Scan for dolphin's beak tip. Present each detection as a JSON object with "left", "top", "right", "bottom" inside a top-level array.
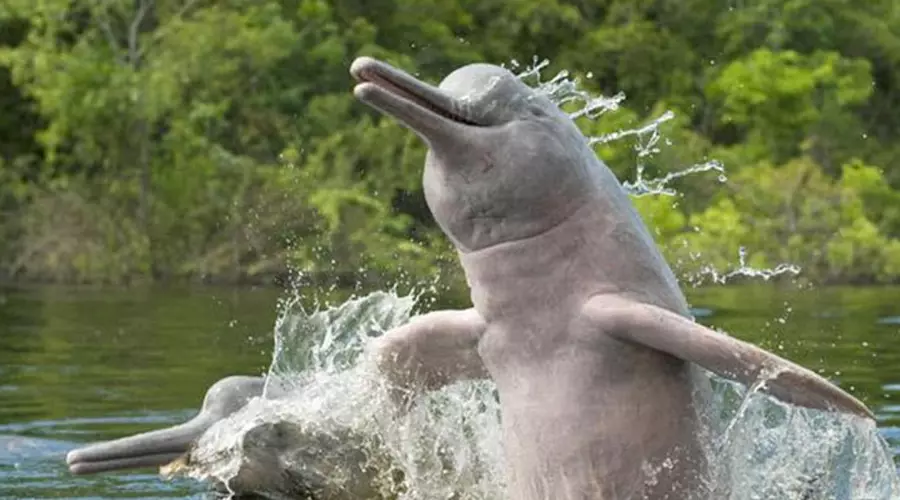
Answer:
[
  {"left": 353, "top": 82, "right": 378, "bottom": 101},
  {"left": 350, "top": 56, "right": 374, "bottom": 79}
]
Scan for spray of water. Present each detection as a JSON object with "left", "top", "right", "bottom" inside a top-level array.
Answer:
[
  {"left": 165, "top": 59, "right": 900, "bottom": 499},
  {"left": 705, "top": 373, "right": 898, "bottom": 499},
  {"left": 514, "top": 56, "right": 728, "bottom": 198},
  {"left": 171, "top": 291, "right": 899, "bottom": 499},
  {"left": 169, "top": 292, "right": 506, "bottom": 499},
  {"left": 688, "top": 247, "right": 802, "bottom": 286}
]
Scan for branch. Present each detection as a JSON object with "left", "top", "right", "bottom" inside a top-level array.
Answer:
[
  {"left": 127, "top": 0, "right": 154, "bottom": 64},
  {"left": 94, "top": 14, "right": 125, "bottom": 63}
]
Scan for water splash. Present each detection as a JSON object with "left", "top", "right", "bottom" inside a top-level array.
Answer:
[
  {"left": 690, "top": 247, "right": 802, "bottom": 286},
  {"left": 515, "top": 56, "right": 727, "bottom": 198},
  {"left": 704, "top": 372, "right": 898, "bottom": 499},
  {"left": 172, "top": 291, "right": 899, "bottom": 499},
  {"left": 169, "top": 292, "right": 505, "bottom": 500},
  {"left": 514, "top": 57, "right": 626, "bottom": 122}
]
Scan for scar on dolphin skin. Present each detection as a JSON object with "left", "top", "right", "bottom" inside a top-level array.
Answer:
[{"left": 351, "top": 56, "right": 874, "bottom": 499}]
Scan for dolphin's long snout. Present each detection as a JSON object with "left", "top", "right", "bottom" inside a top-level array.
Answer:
[
  {"left": 66, "top": 414, "right": 213, "bottom": 475},
  {"left": 350, "top": 56, "right": 477, "bottom": 144},
  {"left": 66, "top": 375, "right": 269, "bottom": 476}
]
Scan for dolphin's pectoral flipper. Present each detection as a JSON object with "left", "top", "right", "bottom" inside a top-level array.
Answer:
[
  {"left": 583, "top": 297, "right": 875, "bottom": 420},
  {"left": 367, "top": 308, "right": 488, "bottom": 404}
]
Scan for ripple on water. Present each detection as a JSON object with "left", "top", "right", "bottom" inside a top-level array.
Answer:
[
  {"left": 876, "top": 316, "right": 900, "bottom": 325},
  {"left": 690, "top": 307, "right": 715, "bottom": 318},
  {"left": 1, "top": 409, "right": 202, "bottom": 498},
  {"left": 0, "top": 424, "right": 203, "bottom": 499}
]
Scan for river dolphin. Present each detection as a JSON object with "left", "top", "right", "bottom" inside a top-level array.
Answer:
[
  {"left": 65, "top": 375, "right": 394, "bottom": 499},
  {"left": 65, "top": 376, "right": 268, "bottom": 475},
  {"left": 350, "top": 56, "right": 874, "bottom": 499}
]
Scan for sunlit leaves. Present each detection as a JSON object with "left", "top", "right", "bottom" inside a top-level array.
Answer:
[
  {"left": 571, "top": 20, "right": 698, "bottom": 113},
  {"left": 663, "top": 157, "right": 900, "bottom": 283},
  {"left": 707, "top": 49, "right": 873, "bottom": 162}
]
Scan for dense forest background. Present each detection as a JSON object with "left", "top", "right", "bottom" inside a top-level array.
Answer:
[{"left": 1, "top": 0, "right": 899, "bottom": 295}]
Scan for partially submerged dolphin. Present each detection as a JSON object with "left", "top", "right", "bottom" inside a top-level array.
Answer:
[
  {"left": 162, "top": 416, "right": 397, "bottom": 500},
  {"left": 65, "top": 375, "right": 395, "bottom": 499},
  {"left": 66, "top": 376, "right": 268, "bottom": 475},
  {"left": 350, "top": 56, "right": 874, "bottom": 499}
]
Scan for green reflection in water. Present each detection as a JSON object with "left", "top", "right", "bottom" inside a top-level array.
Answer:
[{"left": 0, "top": 284, "right": 897, "bottom": 498}]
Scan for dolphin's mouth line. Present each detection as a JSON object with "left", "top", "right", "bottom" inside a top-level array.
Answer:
[
  {"left": 354, "top": 68, "right": 484, "bottom": 127},
  {"left": 67, "top": 443, "right": 185, "bottom": 464},
  {"left": 67, "top": 450, "right": 185, "bottom": 474},
  {"left": 65, "top": 418, "right": 208, "bottom": 475}
]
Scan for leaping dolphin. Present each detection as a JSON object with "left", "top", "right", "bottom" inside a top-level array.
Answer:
[{"left": 350, "top": 56, "right": 874, "bottom": 499}]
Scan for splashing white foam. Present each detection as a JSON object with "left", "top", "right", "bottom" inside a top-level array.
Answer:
[
  {"left": 173, "top": 292, "right": 506, "bottom": 499},
  {"left": 706, "top": 374, "right": 898, "bottom": 499}
]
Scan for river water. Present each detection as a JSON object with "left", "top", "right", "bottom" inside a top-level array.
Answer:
[{"left": 1, "top": 283, "right": 898, "bottom": 499}]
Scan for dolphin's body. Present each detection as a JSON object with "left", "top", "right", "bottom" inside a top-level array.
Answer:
[{"left": 350, "top": 57, "right": 874, "bottom": 499}]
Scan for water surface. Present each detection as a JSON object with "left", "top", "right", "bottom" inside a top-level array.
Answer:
[{"left": 1, "top": 284, "right": 898, "bottom": 499}]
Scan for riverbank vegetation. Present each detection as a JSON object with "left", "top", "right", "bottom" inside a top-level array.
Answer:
[{"left": 1, "top": 0, "right": 899, "bottom": 292}]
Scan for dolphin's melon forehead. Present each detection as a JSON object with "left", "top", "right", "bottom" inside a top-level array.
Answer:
[{"left": 438, "top": 63, "right": 530, "bottom": 103}]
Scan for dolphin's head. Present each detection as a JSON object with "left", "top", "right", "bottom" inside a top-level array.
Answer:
[
  {"left": 66, "top": 375, "right": 267, "bottom": 475},
  {"left": 351, "top": 57, "right": 597, "bottom": 252}
]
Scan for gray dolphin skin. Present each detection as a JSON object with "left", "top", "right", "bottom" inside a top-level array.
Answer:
[
  {"left": 66, "top": 375, "right": 388, "bottom": 499},
  {"left": 162, "top": 418, "right": 397, "bottom": 500},
  {"left": 350, "top": 56, "right": 875, "bottom": 499},
  {"left": 65, "top": 376, "right": 267, "bottom": 476}
]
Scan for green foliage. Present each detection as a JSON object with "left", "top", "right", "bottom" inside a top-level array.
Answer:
[
  {"left": 707, "top": 49, "right": 872, "bottom": 165},
  {"left": 0, "top": 0, "right": 899, "bottom": 290},
  {"left": 642, "top": 158, "right": 900, "bottom": 284}
]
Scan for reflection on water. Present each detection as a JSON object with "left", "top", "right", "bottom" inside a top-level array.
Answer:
[{"left": 0, "top": 284, "right": 898, "bottom": 498}]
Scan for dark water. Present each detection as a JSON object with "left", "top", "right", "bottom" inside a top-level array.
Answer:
[{"left": 0, "top": 284, "right": 898, "bottom": 499}]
